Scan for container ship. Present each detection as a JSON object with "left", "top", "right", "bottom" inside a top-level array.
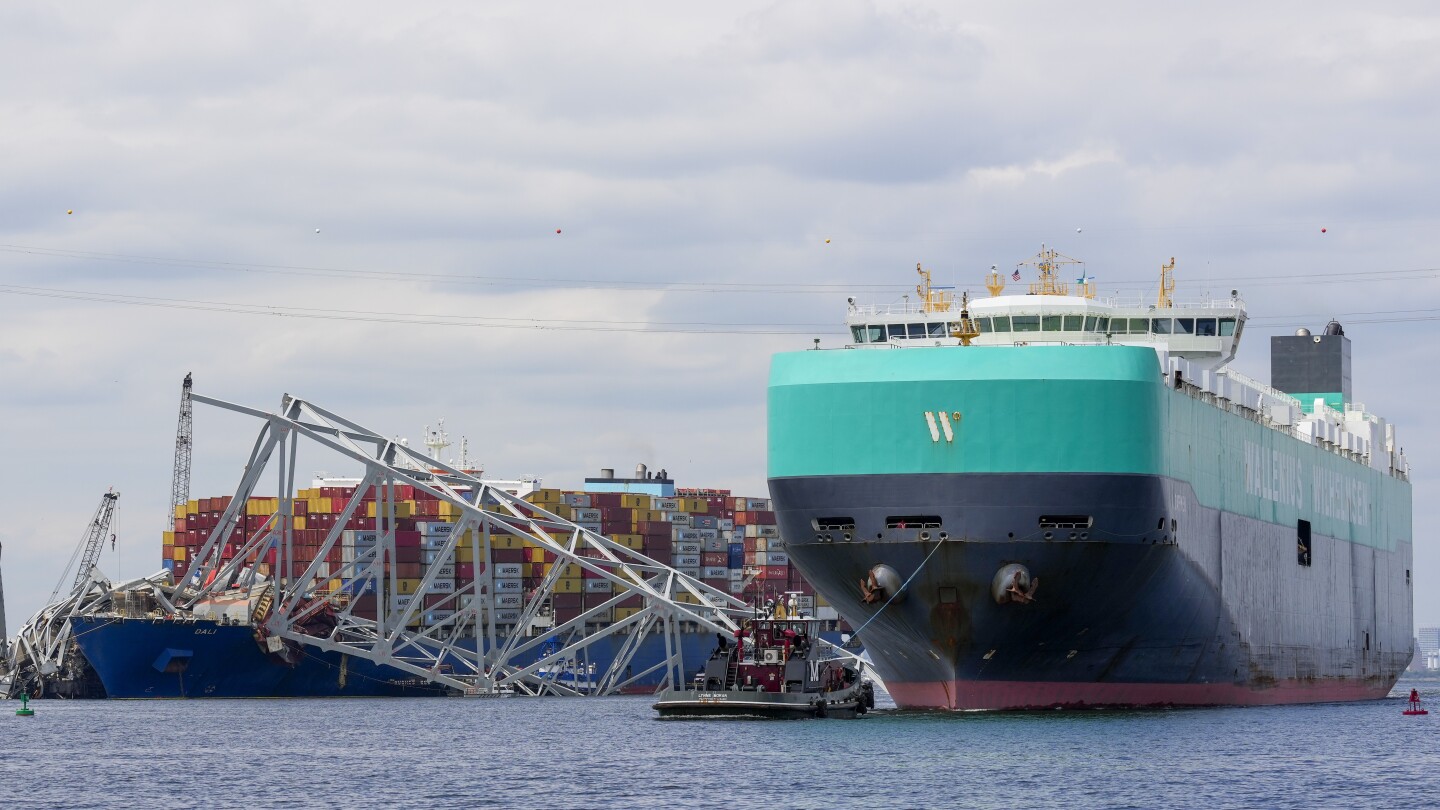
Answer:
[
  {"left": 68, "top": 459, "right": 835, "bottom": 699},
  {"left": 768, "top": 249, "right": 1414, "bottom": 710}
]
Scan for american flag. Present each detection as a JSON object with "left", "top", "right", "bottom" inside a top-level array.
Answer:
[{"left": 1011, "top": 268, "right": 1021, "bottom": 281}]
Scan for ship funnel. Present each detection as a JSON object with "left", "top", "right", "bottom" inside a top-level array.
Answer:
[
  {"left": 636, "top": 463, "right": 648, "bottom": 479},
  {"left": 599, "top": 468, "right": 614, "bottom": 479}
]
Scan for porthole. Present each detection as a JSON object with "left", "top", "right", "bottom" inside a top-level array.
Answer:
[
  {"left": 842, "top": 532, "right": 852, "bottom": 541},
  {"left": 1068, "top": 532, "right": 1077, "bottom": 540},
  {"left": 1079, "top": 532, "right": 1089, "bottom": 540},
  {"left": 1043, "top": 531, "right": 1054, "bottom": 540},
  {"left": 938, "top": 531, "right": 949, "bottom": 541},
  {"left": 919, "top": 530, "right": 931, "bottom": 541}
]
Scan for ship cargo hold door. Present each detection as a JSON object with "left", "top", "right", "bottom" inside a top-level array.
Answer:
[{"left": 1351, "top": 543, "right": 1376, "bottom": 673}]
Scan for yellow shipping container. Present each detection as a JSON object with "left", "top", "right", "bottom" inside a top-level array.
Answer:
[
  {"left": 455, "top": 546, "right": 475, "bottom": 563},
  {"left": 490, "top": 534, "right": 522, "bottom": 550},
  {"left": 614, "top": 607, "right": 640, "bottom": 621},
  {"left": 293, "top": 516, "right": 307, "bottom": 530},
  {"left": 543, "top": 562, "right": 583, "bottom": 580},
  {"left": 549, "top": 504, "right": 573, "bottom": 520},
  {"left": 554, "top": 578, "right": 582, "bottom": 594},
  {"left": 171, "top": 546, "right": 186, "bottom": 561},
  {"left": 619, "top": 494, "right": 649, "bottom": 509},
  {"left": 162, "top": 531, "right": 176, "bottom": 546},
  {"left": 611, "top": 534, "right": 643, "bottom": 550},
  {"left": 367, "top": 501, "right": 416, "bottom": 519},
  {"left": 676, "top": 593, "right": 700, "bottom": 604},
  {"left": 395, "top": 578, "right": 422, "bottom": 595},
  {"left": 187, "top": 499, "right": 201, "bottom": 516},
  {"left": 526, "top": 488, "right": 563, "bottom": 504},
  {"left": 174, "top": 503, "right": 187, "bottom": 520}
]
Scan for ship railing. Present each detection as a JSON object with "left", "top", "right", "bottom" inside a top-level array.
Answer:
[{"left": 848, "top": 296, "right": 1244, "bottom": 317}]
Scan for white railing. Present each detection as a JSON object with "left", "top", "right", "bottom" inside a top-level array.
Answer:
[{"left": 848, "top": 296, "right": 1245, "bottom": 318}]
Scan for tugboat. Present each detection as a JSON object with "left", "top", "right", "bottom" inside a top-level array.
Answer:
[{"left": 653, "top": 617, "right": 874, "bottom": 718}]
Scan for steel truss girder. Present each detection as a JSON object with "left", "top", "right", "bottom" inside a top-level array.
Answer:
[{"left": 177, "top": 391, "right": 757, "bottom": 696}]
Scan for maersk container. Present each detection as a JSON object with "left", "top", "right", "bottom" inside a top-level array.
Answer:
[
  {"left": 494, "top": 563, "right": 523, "bottom": 578},
  {"left": 494, "top": 577, "right": 523, "bottom": 592},
  {"left": 673, "top": 554, "right": 701, "bottom": 568},
  {"left": 701, "top": 565, "right": 729, "bottom": 579},
  {"left": 672, "top": 528, "right": 700, "bottom": 542},
  {"left": 417, "top": 522, "right": 455, "bottom": 536},
  {"left": 672, "top": 541, "right": 701, "bottom": 555},
  {"left": 584, "top": 579, "right": 611, "bottom": 593},
  {"left": 425, "top": 578, "right": 456, "bottom": 594}
]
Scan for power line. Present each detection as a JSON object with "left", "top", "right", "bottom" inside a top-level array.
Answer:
[
  {"left": 4, "top": 241, "right": 1439, "bottom": 295},
  {"left": 0, "top": 282, "right": 845, "bottom": 335}
]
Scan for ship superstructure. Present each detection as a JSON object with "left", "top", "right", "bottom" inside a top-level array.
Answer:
[{"left": 768, "top": 247, "right": 1413, "bottom": 710}]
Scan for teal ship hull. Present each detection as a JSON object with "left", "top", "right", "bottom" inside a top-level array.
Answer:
[{"left": 768, "top": 345, "right": 1413, "bottom": 709}]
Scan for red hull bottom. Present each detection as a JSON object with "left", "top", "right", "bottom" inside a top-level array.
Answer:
[{"left": 887, "top": 678, "right": 1395, "bottom": 710}]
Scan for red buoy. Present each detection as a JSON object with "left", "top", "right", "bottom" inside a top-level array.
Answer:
[{"left": 1404, "top": 689, "right": 1428, "bottom": 715}]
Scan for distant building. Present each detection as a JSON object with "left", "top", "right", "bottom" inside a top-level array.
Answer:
[{"left": 1419, "top": 627, "right": 1440, "bottom": 670}]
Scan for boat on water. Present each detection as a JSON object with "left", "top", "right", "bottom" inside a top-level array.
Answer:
[
  {"left": 767, "top": 249, "right": 1414, "bottom": 710},
  {"left": 653, "top": 617, "right": 873, "bottom": 718}
]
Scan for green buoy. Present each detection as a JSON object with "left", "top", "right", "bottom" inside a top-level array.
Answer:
[{"left": 16, "top": 694, "right": 35, "bottom": 716}]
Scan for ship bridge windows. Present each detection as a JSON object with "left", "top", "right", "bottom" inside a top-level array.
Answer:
[
  {"left": 928, "top": 322, "right": 948, "bottom": 338},
  {"left": 1039, "top": 515, "right": 1094, "bottom": 530},
  {"left": 885, "top": 515, "right": 942, "bottom": 529},
  {"left": 990, "top": 316, "right": 1011, "bottom": 332},
  {"left": 1064, "top": 315, "right": 1084, "bottom": 331},
  {"left": 1173, "top": 318, "right": 1195, "bottom": 334},
  {"left": 1042, "top": 315, "right": 1063, "bottom": 331},
  {"left": 1012, "top": 315, "right": 1040, "bottom": 332},
  {"left": 887, "top": 324, "right": 906, "bottom": 340},
  {"left": 907, "top": 323, "right": 927, "bottom": 339},
  {"left": 812, "top": 517, "right": 856, "bottom": 531},
  {"left": 1152, "top": 318, "right": 1174, "bottom": 334},
  {"left": 1219, "top": 318, "right": 1237, "bottom": 336},
  {"left": 1195, "top": 318, "right": 1218, "bottom": 337}
]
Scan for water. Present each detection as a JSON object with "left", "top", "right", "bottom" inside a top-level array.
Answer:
[{"left": 4, "top": 679, "right": 1436, "bottom": 809}]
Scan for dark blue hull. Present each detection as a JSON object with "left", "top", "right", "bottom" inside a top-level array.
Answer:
[{"left": 69, "top": 616, "right": 724, "bottom": 698}]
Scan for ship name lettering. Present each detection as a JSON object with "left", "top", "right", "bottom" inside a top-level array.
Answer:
[{"left": 194, "top": 628, "right": 218, "bottom": 635}]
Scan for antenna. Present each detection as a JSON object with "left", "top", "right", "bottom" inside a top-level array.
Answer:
[
  {"left": 424, "top": 419, "right": 451, "bottom": 463},
  {"left": 984, "top": 264, "right": 1005, "bottom": 297},
  {"left": 1158, "top": 257, "right": 1176, "bottom": 308}
]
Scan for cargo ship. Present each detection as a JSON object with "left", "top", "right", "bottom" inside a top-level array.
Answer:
[
  {"left": 65, "top": 456, "right": 836, "bottom": 699},
  {"left": 768, "top": 249, "right": 1414, "bottom": 710}
]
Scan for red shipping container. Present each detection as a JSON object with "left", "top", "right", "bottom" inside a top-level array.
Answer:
[
  {"left": 457, "top": 562, "right": 475, "bottom": 579},
  {"left": 760, "top": 565, "right": 787, "bottom": 580},
  {"left": 600, "top": 507, "right": 633, "bottom": 521},
  {"left": 394, "top": 562, "right": 422, "bottom": 579},
  {"left": 552, "top": 593, "right": 582, "bottom": 608},
  {"left": 394, "top": 530, "right": 421, "bottom": 548},
  {"left": 590, "top": 493, "right": 624, "bottom": 507},
  {"left": 491, "top": 548, "right": 525, "bottom": 563},
  {"left": 395, "top": 547, "right": 421, "bottom": 564},
  {"left": 616, "top": 595, "right": 643, "bottom": 608},
  {"left": 700, "top": 552, "right": 727, "bottom": 567}
]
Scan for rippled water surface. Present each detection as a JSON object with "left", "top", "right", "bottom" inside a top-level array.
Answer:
[{"left": 4, "top": 679, "right": 1436, "bottom": 809}]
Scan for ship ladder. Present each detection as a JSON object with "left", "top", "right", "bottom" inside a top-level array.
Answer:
[{"left": 724, "top": 653, "right": 740, "bottom": 690}]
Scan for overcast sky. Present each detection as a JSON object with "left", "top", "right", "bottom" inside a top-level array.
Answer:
[{"left": 3, "top": 2, "right": 1438, "bottom": 635}]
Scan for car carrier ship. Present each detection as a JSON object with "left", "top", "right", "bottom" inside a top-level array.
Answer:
[{"left": 767, "top": 247, "right": 1414, "bottom": 710}]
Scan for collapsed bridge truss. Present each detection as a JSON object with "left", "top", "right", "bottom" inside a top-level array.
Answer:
[{"left": 175, "top": 392, "right": 756, "bottom": 696}]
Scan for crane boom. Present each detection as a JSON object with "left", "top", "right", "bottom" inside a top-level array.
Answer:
[
  {"left": 49, "top": 490, "right": 121, "bottom": 604},
  {"left": 168, "top": 372, "right": 194, "bottom": 527}
]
